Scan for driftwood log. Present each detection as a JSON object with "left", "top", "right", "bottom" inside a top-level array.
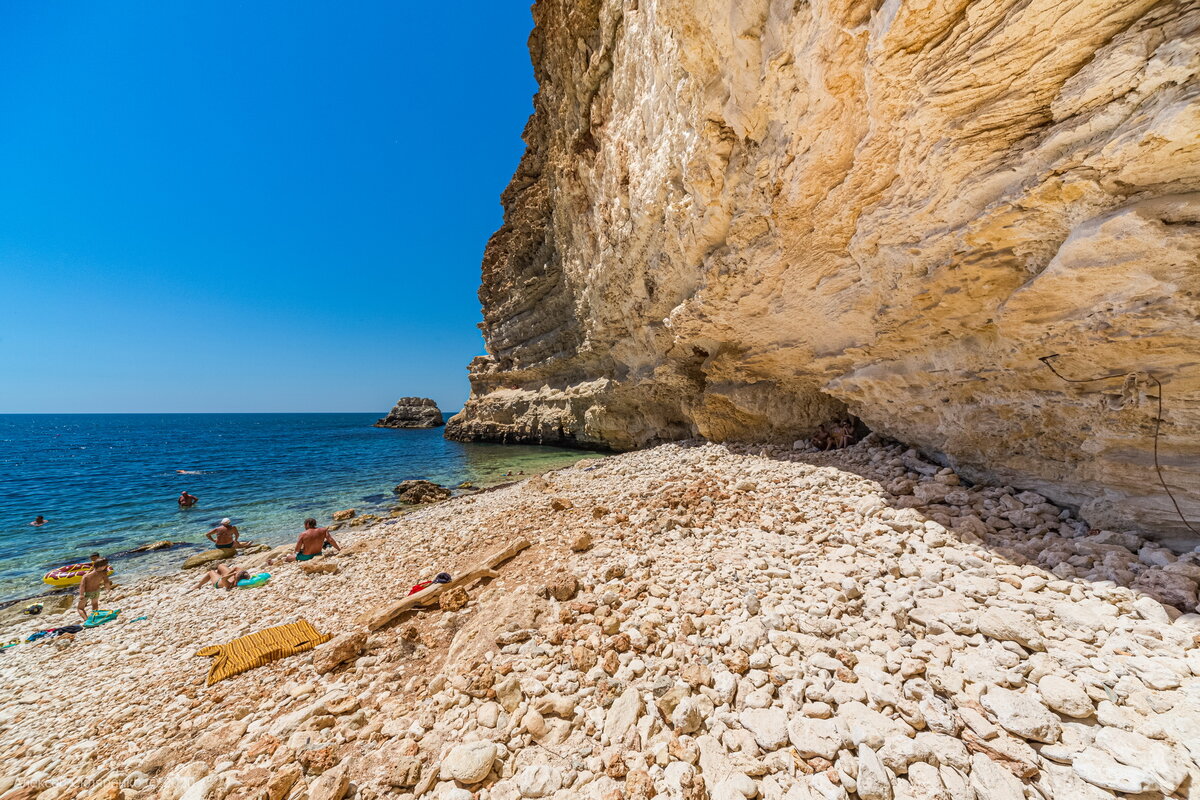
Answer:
[{"left": 360, "top": 538, "right": 530, "bottom": 631}]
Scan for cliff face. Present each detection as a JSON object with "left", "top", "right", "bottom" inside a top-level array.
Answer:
[{"left": 447, "top": 0, "right": 1200, "bottom": 537}]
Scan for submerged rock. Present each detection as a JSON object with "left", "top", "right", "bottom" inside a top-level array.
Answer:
[{"left": 374, "top": 397, "right": 444, "bottom": 429}]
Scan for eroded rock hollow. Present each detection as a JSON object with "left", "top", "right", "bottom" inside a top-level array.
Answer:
[{"left": 447, "top": 0, "right": 1200, "bottom": 537}]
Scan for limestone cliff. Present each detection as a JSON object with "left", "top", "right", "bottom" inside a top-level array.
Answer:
[{"left": 447, "top": 0, "right": 1200, "bottom": 537}]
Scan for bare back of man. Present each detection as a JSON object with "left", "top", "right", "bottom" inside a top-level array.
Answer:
[
  {"left": 286, "top": 518, "right": 340, "bottom": 562},
  {"left": 297, "top": 527, "right": 328, "bottom": 555}
]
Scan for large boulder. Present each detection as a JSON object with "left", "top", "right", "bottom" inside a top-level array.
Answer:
[
  {"left": 439, "top": 741, "right": 497, "bottom": 784},
  {"left": 393, "top": 480, "right": 452, "bottom": 504},
  {"left": 180, "top": 542, "right": 269, "bottom": 569},
  {"left": 374, "top": 397, "right": 444, "bottom": 429},
  {"left": 313, "top": 631, "right": 367, "bottom": 675}
]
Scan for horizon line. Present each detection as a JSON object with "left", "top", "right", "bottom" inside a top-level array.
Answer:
[{"left": 0, "top": 410, "right": 464, "bottom": 415}]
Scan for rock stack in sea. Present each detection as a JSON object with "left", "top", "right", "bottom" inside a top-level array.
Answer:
[
  {"left": 0, "top": 438, "right": 1198, "bottom": 800},
  {"left": 374, "top": 398, "right": 444, "bottom": 429}
]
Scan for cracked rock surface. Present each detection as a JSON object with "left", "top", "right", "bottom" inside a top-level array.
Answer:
[{"left": 447, "top": 0, "right": 1200, "bottom": 538}]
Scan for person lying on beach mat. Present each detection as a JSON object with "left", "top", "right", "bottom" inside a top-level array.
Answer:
[
  {"left": 194, "top": 563, "right": 251, "bottom": 590},
  {"left": 284, "top": 518, "right": 341, "bottom": 562}
]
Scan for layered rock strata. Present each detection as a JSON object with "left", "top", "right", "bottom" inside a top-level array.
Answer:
[
  {"left": 446, "top": 0, "right": 1200, "bottom": 537},
  {"left": 375, "top": 397, "right": 444, "bottom": 429},
  {"left": 2, "top": 442, "right": 1199, "bottom": 799}
]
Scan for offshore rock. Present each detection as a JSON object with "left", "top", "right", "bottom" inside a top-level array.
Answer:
[
  {"left": 374, "top": 397, "right": 444, "bottom": 429},
  {"left": 447, "top": 0, "right": 1200, "bottom": 538}
]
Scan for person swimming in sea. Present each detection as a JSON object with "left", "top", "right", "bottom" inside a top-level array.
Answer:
[
  {"left": 178, "top": 491, "right": 198, "bottom": 508},
  {"left": 30, "top": 515, "right": 47, "bottom": 527}
]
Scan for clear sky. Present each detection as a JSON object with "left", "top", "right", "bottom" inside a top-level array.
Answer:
[{"left": 0, "top": 2, "right": 536, "bottom": 413}]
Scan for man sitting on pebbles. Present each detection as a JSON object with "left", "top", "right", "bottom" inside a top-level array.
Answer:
[{"left": 284, "top": 518, "right": 341, "bottom": 562}]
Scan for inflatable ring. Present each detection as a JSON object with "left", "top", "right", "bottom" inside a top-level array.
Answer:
[
  {"left": 237, "top": 573, "right": 271, "bottom": 589},
  {"left": 43, "top": 563, "right": 114, "bottom": 588}
]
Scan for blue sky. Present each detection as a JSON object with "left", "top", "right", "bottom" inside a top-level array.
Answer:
[{"left": 0, "top": 2, "right": 536, "bottom": 413}]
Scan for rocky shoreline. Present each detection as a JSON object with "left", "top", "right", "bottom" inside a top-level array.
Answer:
[{"left": 0, "top": 438, "right": 1198, "bottom": 800}]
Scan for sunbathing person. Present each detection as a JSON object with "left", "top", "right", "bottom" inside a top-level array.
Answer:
[{"left": 194, "top": 563, "right": 250, "bottom": 590}]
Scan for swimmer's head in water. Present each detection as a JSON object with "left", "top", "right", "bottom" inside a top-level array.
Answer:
[{"left": 90, "top": 552, "right": 101, "bottom": 561}]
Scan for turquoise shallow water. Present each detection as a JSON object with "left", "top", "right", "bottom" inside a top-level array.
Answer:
[{"left": 0, "top": 413, "right": 589, "bottom": 603}]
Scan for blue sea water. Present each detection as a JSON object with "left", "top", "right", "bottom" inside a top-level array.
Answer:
[{"left": 0, "top": 413, "right": 589, "bottom": 603}]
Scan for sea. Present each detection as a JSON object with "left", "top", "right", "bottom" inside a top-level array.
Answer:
[{"left": 0, "top": 413, "right": 591, "bottom": 604}]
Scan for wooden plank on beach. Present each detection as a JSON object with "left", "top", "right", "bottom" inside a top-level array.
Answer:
[{"left": 361, "top": 538, "right": 530, "bottom": 631}]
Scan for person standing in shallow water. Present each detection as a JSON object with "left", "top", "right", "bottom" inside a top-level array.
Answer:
[{"left": 178, "top": 491, "right": 198, "bottom": 508}]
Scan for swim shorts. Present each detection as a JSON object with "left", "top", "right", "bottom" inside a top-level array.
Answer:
[
  {"left": 82, "top": 590, "right": 100, "bottom": 600},
  {"left": 296, "top": 553, "right": 317, "bottom": 562}
]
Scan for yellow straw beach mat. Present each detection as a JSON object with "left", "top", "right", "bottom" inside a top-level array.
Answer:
[{"left": 196, "top": 619, "right": 331, "bottom": 685}]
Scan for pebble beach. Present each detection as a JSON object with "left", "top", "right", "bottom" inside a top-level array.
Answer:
[{"left": 1, "top": 436, "right": 1198, "bottom": 800}]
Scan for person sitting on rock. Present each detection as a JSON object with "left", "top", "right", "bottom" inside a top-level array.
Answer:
[
  {"left": 285, "top": 518, "right": 341, "bottom": 562},
  {"left": 178, "top": 491, "right": 198, "bottom": 508},
  {"left": 832, "top": 420, "right": 855, "bottom": 449},
  {"left": 811, "top": 424, "right": 832, "bottom": 451},
  {"left": 206, "top": 518, "right": 251, "bottom": 549},
  {"left": 194, "top": 563, "right": 250, "bottom": 591}
]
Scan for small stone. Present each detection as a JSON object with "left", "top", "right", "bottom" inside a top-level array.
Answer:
[
  {"left": 570, "top": 532, "right": 593, "bottom": 551},
  {"left": 977, "top": 608, "right": 1044, "bottom": 651},
  {"left": 967, "top": 753, "right": 1025, "bottom": 800},
  {"left": 1094, "top": 726, "right": 1186, "bottom": 793},
  {"left": 855, "top": 744, "right": 893, "bottom": 800},
  {"left": 788, "top": 716, "right": 846, "bottom": 760},
  {"left": 384, "top": 756, "right": 423, "bottom": 788},
  {"left": 306, "top": 762, "right": 351, "bottom": 800},
  {"left": 980, "top": 686, "right": 1060, "bottom": 743},
  {"left": 544, "top": 574, "right": 579, "bottom": 601},
  {"left": 312, "top": 631, "right": 367, "bottom": 675},
  {"left": 438, "top": 586, "right": 469, "bottom": 611},
  {"left": 1037, "top": 675, "right": 1093, "bottom": 718},
  {"left": 1071, "top": 747, "right": 1157, "bottom": 794},
  {"left": 515, "top": 765, "right": 563, "bottom": 798},
  {"left": 738, "top": 708, "right": 788, "bottom": 751},
  {"left": 440, "top": 741, "right": 497, "bottom": 785},
  {"left": 604, "top": 686, "right": 643, "bottom": 744}
]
